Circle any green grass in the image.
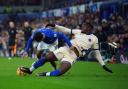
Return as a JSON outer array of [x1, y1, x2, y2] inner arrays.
[[0, 57, 128, 89]]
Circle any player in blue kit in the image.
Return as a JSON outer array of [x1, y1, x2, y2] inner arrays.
[[21, 27, 74, 74]]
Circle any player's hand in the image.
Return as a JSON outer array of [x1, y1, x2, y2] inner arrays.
[[45, 23, 55, 28], [102, 65, 113, 73], [21, 51, 28, 58]]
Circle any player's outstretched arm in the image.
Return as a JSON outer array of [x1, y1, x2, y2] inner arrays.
[[102, 65, 113, 73], [46, 23, 72, 34], [46, 23, 81, 35], [57, 32, 72, 47], [95, 50, 113, 73], [24, 37, 33, 53], [21, 37, 33, 58], [92, 37, 113, 73]]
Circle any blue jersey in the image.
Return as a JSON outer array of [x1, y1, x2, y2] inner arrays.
[[25, 28, 72, 52]]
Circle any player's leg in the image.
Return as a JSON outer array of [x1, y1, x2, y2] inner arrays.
[[50, 61, 57, 70], [36, 42, 57, 69], [59, 61, 71, 75], [20, 41, 58, 74], [37, 47, 77, 76], [38, 60, 71, 76], [37, 50, 44, 59], [20, 50, 57, 74], [20, 57, 46, 74], [37, 50, 57, 69], [29, 51, 57, 72]]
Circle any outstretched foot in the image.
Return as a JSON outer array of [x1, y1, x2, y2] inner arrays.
[[20, 67, 32, 74]]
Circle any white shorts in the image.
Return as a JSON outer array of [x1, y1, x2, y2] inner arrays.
[[53, 46, 77, 65], [33, 42, 38, 48], [37, 40, 58, 51]]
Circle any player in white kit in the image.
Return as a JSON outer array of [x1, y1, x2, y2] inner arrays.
[[35, 22, 113, 76]]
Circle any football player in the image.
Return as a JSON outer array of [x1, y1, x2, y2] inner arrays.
[[21, 27, 73, 74], [21, 22, 113, 76]]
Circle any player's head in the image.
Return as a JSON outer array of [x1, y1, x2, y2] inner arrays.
[[81, 22, 93, 34], [33, 32, 44, 42]]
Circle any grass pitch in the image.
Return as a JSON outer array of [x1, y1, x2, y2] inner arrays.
[[0, 57, 128, 89]]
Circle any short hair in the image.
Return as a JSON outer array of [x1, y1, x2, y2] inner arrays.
[[86, 22, 93, 29], [33, 32, 43, 42], [82, 21, 93, 29]]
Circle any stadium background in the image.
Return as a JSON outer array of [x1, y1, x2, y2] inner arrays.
[[0, 0, 128, 89], [0, 0, 128, 63]]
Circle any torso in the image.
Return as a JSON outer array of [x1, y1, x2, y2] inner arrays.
[[71, 33, 97, 56]]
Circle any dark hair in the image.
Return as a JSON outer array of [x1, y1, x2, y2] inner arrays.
[[86, 22, 93, 29], [81, 21, 93, 29], [33, 32, 43, 42]]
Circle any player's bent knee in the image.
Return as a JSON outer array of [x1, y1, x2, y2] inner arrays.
[[60, 61, 71, 75], [45, 52, 57, 61]]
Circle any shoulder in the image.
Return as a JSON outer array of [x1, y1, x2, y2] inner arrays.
[[90, 34, 98, 38], [72, 29, 81, 34], [91, 34, 99, 42], [33, 28, 48, 34]]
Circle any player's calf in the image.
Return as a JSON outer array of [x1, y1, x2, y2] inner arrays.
[[37, 61, 71, 76]]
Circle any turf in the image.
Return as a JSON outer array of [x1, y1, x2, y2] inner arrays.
[[0, 57, 128, 89]]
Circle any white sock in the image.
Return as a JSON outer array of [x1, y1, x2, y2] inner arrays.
[[29, 66, 35, 72], [46, 72, 50, 76]]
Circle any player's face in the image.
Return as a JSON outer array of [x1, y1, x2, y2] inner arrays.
[[81, 23, 92, 34], [81, 23, 89, 33]]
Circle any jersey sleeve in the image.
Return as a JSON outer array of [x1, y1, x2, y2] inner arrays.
[[57, 32, 72, 47], [24, 30, 37, 52], [92, 36, 105, 66], [55, 25, 81, 35], [91, 36, 99, 50], [24, 36, 33, 52]]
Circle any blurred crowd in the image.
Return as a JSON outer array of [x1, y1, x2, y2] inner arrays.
[[1, 0, 108, 14], [0, 0, 42, 6], [0, 9, 128, 62]]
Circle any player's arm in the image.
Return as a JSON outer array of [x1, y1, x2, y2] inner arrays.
[[25, 37, 33, 52], [92, 37, 113, 73], [22, 31, 36, 57], [24, 30, 39, 53], [46, 24, 81, 35], [57, 32, 72, 47], [21, 37, 33, 57]]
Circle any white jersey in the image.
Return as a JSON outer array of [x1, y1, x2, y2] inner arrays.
[[55, 25, 98, 56], [55, 25, 105, 66], [71, 33, 99, 56]]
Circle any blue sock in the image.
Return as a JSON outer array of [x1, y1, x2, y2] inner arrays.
[[47, 70, 61, 76], [33, 58, 45, 69]]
